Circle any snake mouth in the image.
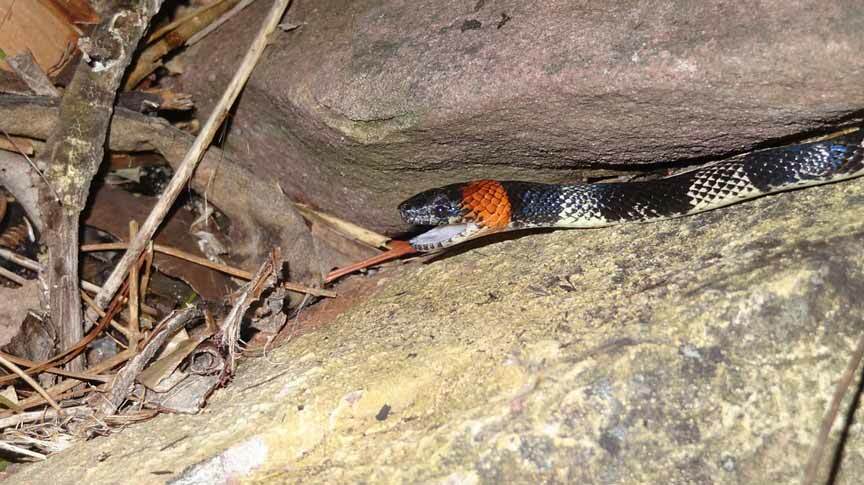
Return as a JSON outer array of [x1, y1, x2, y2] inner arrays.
[[408, 222, 484, 251]]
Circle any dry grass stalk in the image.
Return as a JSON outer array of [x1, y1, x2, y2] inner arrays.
[[0, 248, 160, 317], [0, 354, 60, 411], [127, 221, 141, 350], [802, 332, 864, 484], [0, 407, 93, 432], [0, 351, 109, 384], [82, 241, 253, 279], [81, 240, 336, 298], [293, 202, 390, 249]]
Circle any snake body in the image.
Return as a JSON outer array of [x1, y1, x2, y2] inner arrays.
[[398, 131, 864, 251]]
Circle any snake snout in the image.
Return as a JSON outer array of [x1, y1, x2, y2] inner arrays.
[[398, 184, 467, 225]]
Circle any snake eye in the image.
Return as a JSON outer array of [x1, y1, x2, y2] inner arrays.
[[433, 205, 449, 219]]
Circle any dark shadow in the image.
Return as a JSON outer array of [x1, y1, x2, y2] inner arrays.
[[827, 360, 864, 483]]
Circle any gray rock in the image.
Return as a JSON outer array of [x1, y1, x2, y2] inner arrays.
[[175, 0, 864, 233], [14, 162, 864, 483]]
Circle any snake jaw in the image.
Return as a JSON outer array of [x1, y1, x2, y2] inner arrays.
[[408, 222, 485, 251]]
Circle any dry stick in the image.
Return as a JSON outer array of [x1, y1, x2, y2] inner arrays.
[[0, 354, 60, 411], [38, 0, 165, 372], [147, 0, 235, 43], [802, 333, 864, 484], [81, 241, 335, 297], [83, 242, 253, 279], [0, 265, 27, 285], [0, 248, 161, 317], [92, 0, 297, 318], [0, 262, 138, 387], [0, 406, 93, 430], [13, 350, 134, 413], [80, 288, 134, 340], [96, 307, 202, 416], [6, 51, 61, 97], [187, 0, 260, 46], [0, 351, 109, 383], [140, 242, 155, 307], [0, 441, 45, 461], [127, 221, 141, 350]]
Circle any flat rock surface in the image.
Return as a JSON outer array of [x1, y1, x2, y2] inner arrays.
[[13, 170, 864, 483], [176, 0, 864, 233]]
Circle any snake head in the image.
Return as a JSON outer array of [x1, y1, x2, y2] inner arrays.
[[398, 183, 466, 226], [399, 181, 512, 251]]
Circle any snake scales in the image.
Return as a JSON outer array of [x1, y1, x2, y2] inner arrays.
[[398, 130, 864, 251]]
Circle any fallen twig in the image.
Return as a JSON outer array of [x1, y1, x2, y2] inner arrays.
[[127, 221, 141, 350], [5, 51, 60, 97], [38, 0, 165, 372], [0, 354, 60, 411], [0, 441, 45, 460], [220, 251, 278, 371], [187, 0, 260, 47], [0, 351, 109, 384], [0, 406, 94, 431], [83, 241, 253, 279], [80, 240, 335, 297], [96, 307, 202, 416], [293, 202, 390, 249], [0, 247, 161, 316], [802, 332, 864, 484], [0, 265, 26, 285]]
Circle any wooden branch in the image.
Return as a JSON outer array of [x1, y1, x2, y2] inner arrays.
[[91, 0, 297, 317], [6, 51, 61, 97], [38, 0, 165, 372]]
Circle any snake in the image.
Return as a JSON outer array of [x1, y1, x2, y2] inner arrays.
[[398, 130, 864, 251]]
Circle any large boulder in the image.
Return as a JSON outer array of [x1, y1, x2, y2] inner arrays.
[[13, 163, 864, 483], [175, 0, 864, 233]]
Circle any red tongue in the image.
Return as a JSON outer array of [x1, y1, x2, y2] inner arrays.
[[324, 240, 417, 284]]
